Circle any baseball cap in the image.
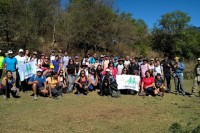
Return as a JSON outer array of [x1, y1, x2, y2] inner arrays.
[[106, 69, 110, 72], [197, 58, 200, 61], [8, 50, 13, 54], [75, 55, 79, 59], [19, 49, 24, 52], [36, 68, 42, 72]]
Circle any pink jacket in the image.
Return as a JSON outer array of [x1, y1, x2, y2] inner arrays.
[[101, 67, 118, 78]]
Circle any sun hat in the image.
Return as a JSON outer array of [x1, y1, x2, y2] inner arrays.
[[174, 57, 180, 60]]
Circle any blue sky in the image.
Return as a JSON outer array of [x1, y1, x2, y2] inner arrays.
[[114, 0, 200, 29]]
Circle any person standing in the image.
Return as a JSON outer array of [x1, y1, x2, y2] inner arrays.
[[62, 51, 71, 76], [0, 50, 4, 78], [50, 50, 55, 65], [173, 57, 185, 96], [191, 58, 200, 97], [3, 50, 18, 80], [66, 59, 76, 92], [161, 54, 172, 93], [15, 49, 27, 92]]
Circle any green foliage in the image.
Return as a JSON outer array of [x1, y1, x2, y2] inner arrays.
[[191, 125, 200, 133], [169, 122, 183, 133], [152, 10, 200, 59]]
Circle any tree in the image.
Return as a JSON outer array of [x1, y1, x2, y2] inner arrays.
[[152, 11, 191, 58]]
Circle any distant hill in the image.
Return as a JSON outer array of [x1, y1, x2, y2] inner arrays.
[[191, 26, 200, 32]]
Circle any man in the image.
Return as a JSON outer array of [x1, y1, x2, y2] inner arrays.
[[124, 55, 131, 68], [3, 50, 18, 80], [128, 58, 140, 75], [173, 57, 185, 96], [15, 49, 27, 92], [100, 69, 114, 96], [28, 68, 47, 100], [191, 58, 200, 97], [62, 51, 70, 70], [161, 54, 172, 93]]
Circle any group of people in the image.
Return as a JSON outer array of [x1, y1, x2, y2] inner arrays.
[[0, 48, 199, 100]]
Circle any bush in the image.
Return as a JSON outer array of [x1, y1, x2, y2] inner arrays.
[[169, 122, 183, 133]]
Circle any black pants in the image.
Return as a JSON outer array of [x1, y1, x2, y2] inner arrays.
[[164, 74, 171, 93], [76, 83, 87, 93], [0, 69, 2, 78]]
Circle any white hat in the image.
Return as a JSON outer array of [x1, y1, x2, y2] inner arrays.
[[106, 69, 110, 72], [8, 50, 13, 54], [19, 49, 24, 52], [197, 58, 200, 61], [36, 68, 42, 72]]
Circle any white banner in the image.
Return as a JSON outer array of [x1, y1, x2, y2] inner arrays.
[[116, 75, 140, 91], [18, 61, 36, 81]]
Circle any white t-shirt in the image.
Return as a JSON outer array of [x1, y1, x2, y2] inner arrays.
[[124, 60, 130, 66], [117, 64, 124, 75], [50, 55, 55, 64], [62, 56, 70, 68], [15, 55, 26, 68], [154, 65, 163, 77]]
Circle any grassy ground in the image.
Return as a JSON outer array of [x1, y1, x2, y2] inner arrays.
[[0, 80, 200, 133]]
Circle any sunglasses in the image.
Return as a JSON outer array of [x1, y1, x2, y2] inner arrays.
[[123, 70, 127, 71], [81, 73, 85, 74]]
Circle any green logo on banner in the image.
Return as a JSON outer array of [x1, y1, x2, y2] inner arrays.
[[25, 64, 33, 73], [125, 77, 138, 86]]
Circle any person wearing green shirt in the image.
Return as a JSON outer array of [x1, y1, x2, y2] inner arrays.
[[0, 50, 4, 78]]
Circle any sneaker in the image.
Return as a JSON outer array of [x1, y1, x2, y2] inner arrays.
[[3, 95, 7, 99], [33, 95, 37, 100]]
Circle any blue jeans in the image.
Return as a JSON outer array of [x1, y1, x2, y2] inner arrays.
[[174, 73, 185, 94], [68, 74, 75, 91]]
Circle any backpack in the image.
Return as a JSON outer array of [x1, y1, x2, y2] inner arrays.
[[197, 66, 200, 75]]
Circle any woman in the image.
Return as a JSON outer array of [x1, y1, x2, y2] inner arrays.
[[149, 58, 155, 76], [38, 54, 45, 68], [140, 58, 149, 78], [2, 70, 20, 98], [47, 72, 62, 98], [58, 70, 67, 94], [74, 55, 80, 78], [30, 51, 38, 67], [75, 70, 90, 95], [66, 59, 76, 92], [25, 49, 30, 63], [41, 56, 50, 73], [141, 70, 155, 97], [102, 61, 118, 78], [154, 60, 164, 78], [88, 68, 98, 91], [154, 73, 165, 96]]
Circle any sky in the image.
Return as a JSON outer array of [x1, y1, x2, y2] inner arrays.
[[114, 0, 200, 29]]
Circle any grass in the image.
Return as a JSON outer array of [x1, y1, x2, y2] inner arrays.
[[0, 80, 200, 133]]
